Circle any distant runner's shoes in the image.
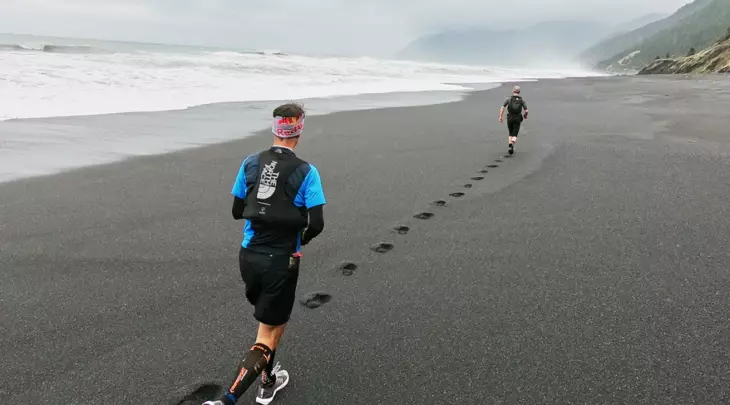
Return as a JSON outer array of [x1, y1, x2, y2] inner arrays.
[[256, 363, 290, 404], [508, 143, 514, 155], [202, 401, 224, 405]]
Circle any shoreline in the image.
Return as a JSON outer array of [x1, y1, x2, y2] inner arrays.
[[0, 72, 613, 185], [0, 85, 498, 184], [0, 85, 481, 123]]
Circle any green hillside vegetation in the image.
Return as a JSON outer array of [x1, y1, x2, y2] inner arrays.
[[580, 0, 714, 65], [581, 0, 730, 72], [609, 0, 730, 69], [639, 27, 730, 74]]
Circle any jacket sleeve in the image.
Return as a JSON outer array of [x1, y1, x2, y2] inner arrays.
[[232, 196, 246, 220], [301, 205, 324, 245]]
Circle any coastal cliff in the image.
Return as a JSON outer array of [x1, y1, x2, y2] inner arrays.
[[639, 37, 730, 74]]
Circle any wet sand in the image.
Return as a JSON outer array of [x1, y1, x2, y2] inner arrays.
[[1, 75, 729, 405]]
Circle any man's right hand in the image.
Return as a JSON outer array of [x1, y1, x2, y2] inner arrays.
[[499, 117, 503, 123]]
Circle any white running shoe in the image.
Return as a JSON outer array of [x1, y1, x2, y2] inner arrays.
[[255, 363, 290, 405], [202, 401, 224, 405]]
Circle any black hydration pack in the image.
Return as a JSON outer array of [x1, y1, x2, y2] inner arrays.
[[242, 149, 308, 230], [507, 95, 524, 115]]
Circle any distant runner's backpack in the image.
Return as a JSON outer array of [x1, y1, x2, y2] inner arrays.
[[508, 96, 523, 114]]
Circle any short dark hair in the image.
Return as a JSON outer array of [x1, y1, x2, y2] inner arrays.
[[273, 103, 305, 118]]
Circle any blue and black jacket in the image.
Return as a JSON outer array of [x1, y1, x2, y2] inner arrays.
[[231, 146, 326, 255]]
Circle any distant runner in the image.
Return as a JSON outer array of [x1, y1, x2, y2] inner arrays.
[[204, 103, 326, 405], [499, 85, 529, 155]]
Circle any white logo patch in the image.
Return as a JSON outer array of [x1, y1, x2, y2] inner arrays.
[[257, 161, 279, 200]]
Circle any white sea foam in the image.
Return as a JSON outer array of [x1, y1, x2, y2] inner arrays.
[[0, 37, 602, 120], [0, 36, 605, 182]]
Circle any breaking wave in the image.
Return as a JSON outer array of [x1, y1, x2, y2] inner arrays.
[[0, 43, 111, 54], [0, 39, 603, 120]]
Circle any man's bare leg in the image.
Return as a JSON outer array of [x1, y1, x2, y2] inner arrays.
[[256, 323, 287, 351]]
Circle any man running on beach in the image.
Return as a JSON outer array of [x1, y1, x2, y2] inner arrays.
[[204, 103, 326, 405], [499, 85, 529, 155]]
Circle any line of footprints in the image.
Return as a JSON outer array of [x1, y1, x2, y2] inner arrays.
[[300, 154, 512, 309], [179, 157, 512, 402]]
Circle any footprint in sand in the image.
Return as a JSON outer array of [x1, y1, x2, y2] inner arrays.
[[174, 383, 223, 405], [487, 165, 499, 168], [432, 200, 448, 207], [471, 176, 484, 181], [301, 293, 332, 309], [371, 242, 395, 254], [479, 169, 489, 174], [339, 262, 358, 276], [414, 212, 435, 220], [449, 192, 465, 198], [495, 159, 503, 163], [464, 184, 473, 188], [393, 225, 410, 235]]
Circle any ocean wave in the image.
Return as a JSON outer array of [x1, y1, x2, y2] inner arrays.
[[42, 45, 111, 54], [256, 49, 287, 56], [207, 49, 287, 57], [0, 43, 112, 54], [0, 43, 602, 120], [0, 44, 36, 51]]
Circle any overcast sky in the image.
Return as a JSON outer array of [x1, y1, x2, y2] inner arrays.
[[1, 0, 694, 55]]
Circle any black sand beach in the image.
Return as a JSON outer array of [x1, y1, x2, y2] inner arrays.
[[1, 76, 729, 405]]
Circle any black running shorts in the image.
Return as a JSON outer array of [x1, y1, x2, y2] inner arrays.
[[239, 247, 300, 326], [507, 116, 522, 137]]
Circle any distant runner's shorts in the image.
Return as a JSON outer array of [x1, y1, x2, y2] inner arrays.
[[507, 116, 522, 137], [239, 247, 300, 326]]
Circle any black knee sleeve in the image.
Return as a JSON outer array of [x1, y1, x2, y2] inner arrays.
[[223, 343, 272, 404]]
